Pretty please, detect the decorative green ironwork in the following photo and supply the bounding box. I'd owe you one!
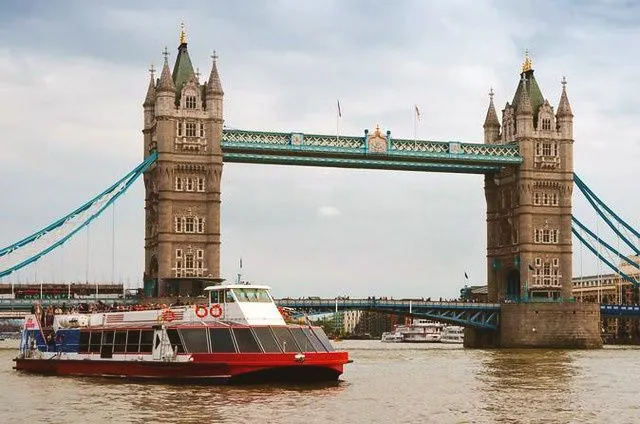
[222,129,522,174]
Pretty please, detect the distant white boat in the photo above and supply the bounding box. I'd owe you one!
[441,326,464,344]
[381,319,444,343]
[381,331,404,342]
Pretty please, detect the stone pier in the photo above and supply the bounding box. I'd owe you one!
[465,302,602,348]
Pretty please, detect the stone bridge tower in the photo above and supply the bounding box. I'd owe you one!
[468,55,600,349]
[142,27,224,296]
[483,54,574,303]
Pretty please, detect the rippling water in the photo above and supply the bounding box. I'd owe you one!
[1,341,639,423]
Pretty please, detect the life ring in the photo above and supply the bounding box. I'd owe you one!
[209,304,223,318]
[195,305,208,318]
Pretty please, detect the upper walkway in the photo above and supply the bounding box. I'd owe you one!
[221,129,522,174]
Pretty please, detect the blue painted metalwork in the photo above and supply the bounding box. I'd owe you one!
[573,174,640,255]
[572,217,640,271]
[222,129,522,174]
[601,304,640,317]
[0,151,158,278]
[276,298,500,330]
[571,227,639,286]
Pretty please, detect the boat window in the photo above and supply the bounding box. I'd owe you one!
[224,289,235,303]
[113,331,127,353]
[210,290,221,304]
[126,330,141,353]
[232,288,272,303]
[140,330,154,353]
[232,328,262,353]
[271,327,300,353]
[180,329,209,353]
[302,327,326,352]
[252,327,282,353]
[290,327,317,352]
[166,329,185,353]
[102,331,114,345]
[311,327,335,352]
[208,328,236,353]
[78,331,90,352]
[89,331,102,353]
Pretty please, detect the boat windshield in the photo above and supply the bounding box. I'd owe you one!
[231,288,272,303]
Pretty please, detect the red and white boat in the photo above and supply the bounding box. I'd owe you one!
[14,283,350,383]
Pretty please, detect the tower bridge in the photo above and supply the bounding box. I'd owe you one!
[7,27,640,348]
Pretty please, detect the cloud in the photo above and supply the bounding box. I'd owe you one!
[318,206,341,218]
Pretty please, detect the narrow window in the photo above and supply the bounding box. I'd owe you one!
[175,217,183,233]
[185,217,195,233]
[186,122,197,137]
[177,121,183,137]
[197,177,205,192]
[197,218,205,233]
[175,177,183,191]
[199,122,205,137]
[185,95,197,109]
[186,178,194,192]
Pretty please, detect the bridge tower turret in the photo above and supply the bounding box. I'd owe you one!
[483,89,501,144]
[484,53,574,303]
[142,25,224,297]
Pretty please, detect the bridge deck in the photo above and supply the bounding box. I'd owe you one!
[222,129,522,174]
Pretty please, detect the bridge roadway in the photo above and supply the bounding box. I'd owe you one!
[0,298,638,327]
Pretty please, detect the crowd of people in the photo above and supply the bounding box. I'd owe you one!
[31,298,196,328]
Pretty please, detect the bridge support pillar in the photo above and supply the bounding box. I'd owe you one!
[465,302,602,348]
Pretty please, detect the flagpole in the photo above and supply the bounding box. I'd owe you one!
[336,100,341,141]
[413,105,417,150]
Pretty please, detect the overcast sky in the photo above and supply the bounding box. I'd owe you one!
[1,0,639,299]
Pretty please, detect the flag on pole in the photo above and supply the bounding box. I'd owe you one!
[240,257,243,269]
[337,99,342,118]
[464,272,469,279]
[414,104,421,121]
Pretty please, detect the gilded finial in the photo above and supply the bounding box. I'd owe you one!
[179,22,187,44]
[521,49,532,73]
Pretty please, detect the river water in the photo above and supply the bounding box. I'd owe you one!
[1,341,639,424]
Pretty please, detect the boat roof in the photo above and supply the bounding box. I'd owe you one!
[204,284,272,291]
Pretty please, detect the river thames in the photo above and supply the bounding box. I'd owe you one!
[1,341,639,423]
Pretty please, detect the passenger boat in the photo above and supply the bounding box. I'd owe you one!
[14,282,350,383]
[380,319,443,343]
[440,326,465,344]
[380,331,404,343]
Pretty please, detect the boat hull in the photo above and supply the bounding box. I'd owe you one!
[13,352,349,384]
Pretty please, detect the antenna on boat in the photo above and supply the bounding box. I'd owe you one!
[237,257,243,284]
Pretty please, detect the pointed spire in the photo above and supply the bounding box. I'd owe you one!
[483,88,500,128]
[157,47,175,93]
[557,76,573,117]
[516,75,532,116]
[143,63,156,106]
[206,50,224,96]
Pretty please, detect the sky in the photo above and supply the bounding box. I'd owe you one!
[1,0,639,299]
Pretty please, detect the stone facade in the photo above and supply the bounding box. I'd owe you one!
[483,56,574,303]
[142,34,224,296]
